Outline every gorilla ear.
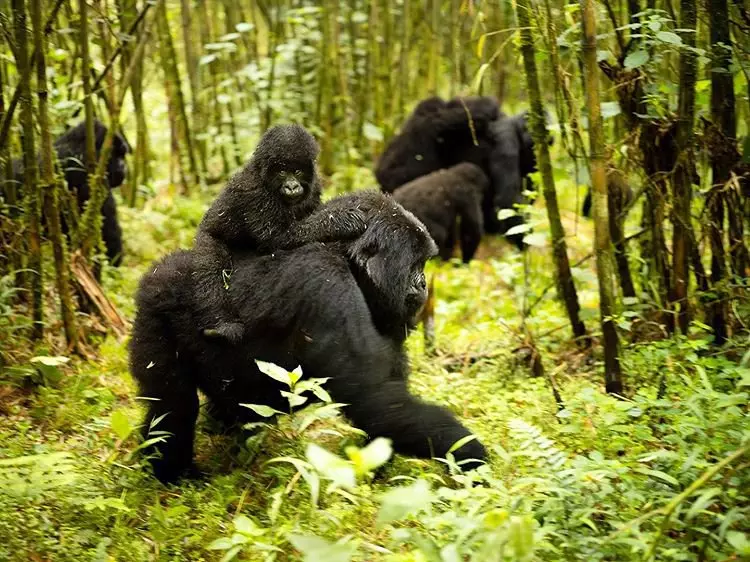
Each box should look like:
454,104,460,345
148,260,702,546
349,235,379,270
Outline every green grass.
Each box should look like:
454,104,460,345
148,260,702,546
0,169,748,561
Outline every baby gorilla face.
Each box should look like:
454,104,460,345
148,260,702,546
273,162,315,204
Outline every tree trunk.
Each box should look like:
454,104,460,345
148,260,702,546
31,0,79,348
671,0,698,334
13,0,44,339
707,0,734,343
180,0,208,177
515,0,588,345
581,0,623,394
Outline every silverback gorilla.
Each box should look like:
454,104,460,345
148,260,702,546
6,119,130,266
129,190,488,483
392,163,488,263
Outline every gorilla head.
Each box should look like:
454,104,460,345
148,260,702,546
54,119,131,191
244,124,322,218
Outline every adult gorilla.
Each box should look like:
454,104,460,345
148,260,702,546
374,97,542,248
7,119,130,266
129,191,487,483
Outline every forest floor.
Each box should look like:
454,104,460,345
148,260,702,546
0,171,748,562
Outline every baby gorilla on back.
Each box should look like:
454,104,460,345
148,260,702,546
193,124,365,343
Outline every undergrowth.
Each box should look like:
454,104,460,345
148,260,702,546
0,170,748,561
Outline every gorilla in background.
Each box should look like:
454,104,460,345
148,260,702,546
194,124,365,345
375,96,545,249
485,111,541,247
129,190,488,483
375,96,500,193
6,119,130,266
392,163,488,263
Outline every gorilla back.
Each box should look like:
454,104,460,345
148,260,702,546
130,192,487,483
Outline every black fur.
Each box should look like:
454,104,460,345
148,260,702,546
193,124,366,344
5,119,130,266
375,96,500,193
129,190,487,483
485,112,538,247
375,97,545,249
392,163,488,263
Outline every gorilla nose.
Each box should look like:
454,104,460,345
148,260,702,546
281,178,304,198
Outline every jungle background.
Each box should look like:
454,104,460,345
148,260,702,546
0,0,749,560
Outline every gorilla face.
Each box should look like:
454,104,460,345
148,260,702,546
348,198,437,335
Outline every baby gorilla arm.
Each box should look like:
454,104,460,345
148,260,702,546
271,205,367,250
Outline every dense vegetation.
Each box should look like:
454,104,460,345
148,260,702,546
0,0,748,560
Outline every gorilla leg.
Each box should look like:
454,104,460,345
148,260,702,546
136,361,200,483
101,191,123,266
458,200,484,263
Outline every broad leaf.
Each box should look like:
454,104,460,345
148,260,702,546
624,49,649,69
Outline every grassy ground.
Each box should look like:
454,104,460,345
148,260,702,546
0,169,748,562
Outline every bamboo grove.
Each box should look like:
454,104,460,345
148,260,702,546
0,0,748,391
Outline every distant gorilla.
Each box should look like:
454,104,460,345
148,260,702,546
129,190,487,483
375,96,500,193
194,124,365,344
6,119,130,266
375,97,546,249
392,163,488,263
486,111,540,247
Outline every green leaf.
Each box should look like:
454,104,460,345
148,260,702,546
601,101,622,119
199,54,217,66
448,433,478,454
377,479,434,523
496,208,518,220
726,531,750,554
235,22,254,33
686,488,721,520
346,438,393,475
508,515,536,558
306,444,356,489
240,403,285,418
255,360,293,386
505,223,532,236
363,122,384,142
287,534,356,562
656,30,682,45
281,391,308,408
523,232,547,247
30,356,69,367
207,538,234,551
233,515,265,537
633,467,679,486
110,410,132,441
624,49,649,69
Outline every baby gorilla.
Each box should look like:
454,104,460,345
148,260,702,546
392,163,489,263
193,124,365,344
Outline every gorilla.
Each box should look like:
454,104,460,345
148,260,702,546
375,97,544,249
374,96,500,193
485,111,540,247
194,124,365,344
5,119,130,266
129,190,488,483
392,163,488,263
